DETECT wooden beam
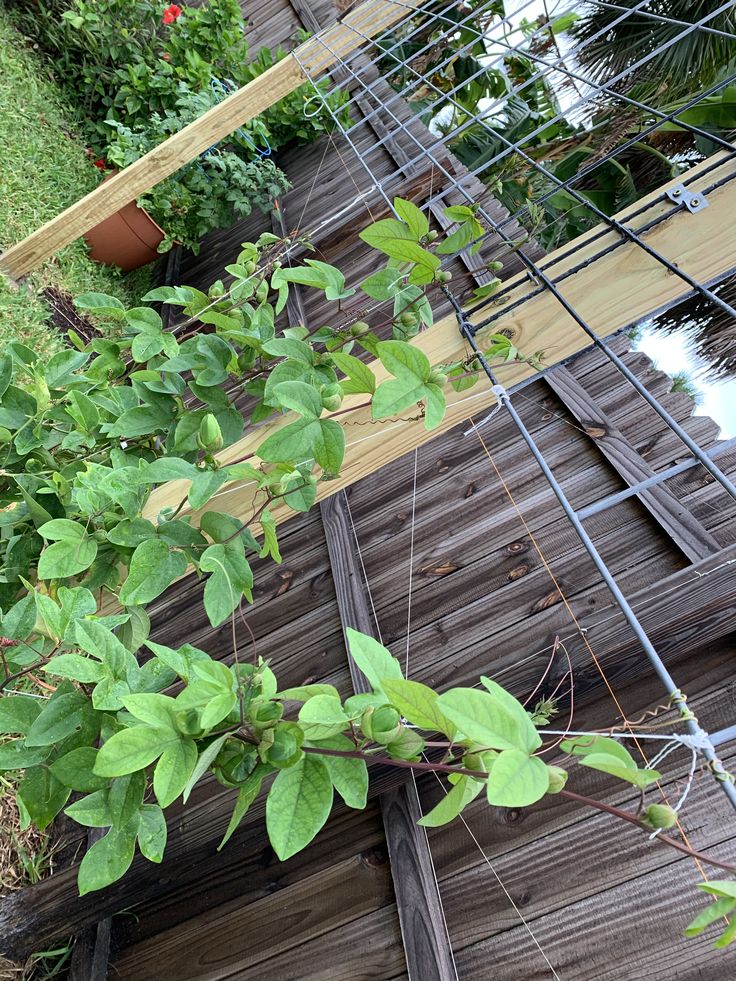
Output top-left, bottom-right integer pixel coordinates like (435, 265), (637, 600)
(545, 365), (720, 562)
(0, 0), (421, 279)
(1, 543), (733, 959)
(320, 493), (457, 981)
(142, 153), (736, 531)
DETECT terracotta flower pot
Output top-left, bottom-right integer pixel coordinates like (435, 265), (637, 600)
(84, 200), (167, 272)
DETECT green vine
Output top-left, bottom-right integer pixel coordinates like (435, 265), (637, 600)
(0, 199), (732, 946)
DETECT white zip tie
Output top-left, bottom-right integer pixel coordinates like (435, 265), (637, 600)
(463, 383), (509, 436)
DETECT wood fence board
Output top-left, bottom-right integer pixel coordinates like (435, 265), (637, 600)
(321, 492), (458, 981)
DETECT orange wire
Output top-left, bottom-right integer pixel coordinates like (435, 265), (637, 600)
(470, 418), (708, 882)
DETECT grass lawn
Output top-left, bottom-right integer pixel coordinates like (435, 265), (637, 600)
(0, 6), (153, 358)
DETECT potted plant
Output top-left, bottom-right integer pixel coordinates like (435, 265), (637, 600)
(85, 89), (290, 268)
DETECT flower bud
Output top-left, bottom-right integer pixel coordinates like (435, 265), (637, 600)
(400, 311), (418, 326)
(322, 394), (343, 412)
(426, 230), (439, 242)
(546, 765), (568, 794)
(196, 413), (223, 453)
(350, 321), (370, 337)
(428, 370), (448, 386)
(642, 803), (678, 830)
(487, 260), (504, 272)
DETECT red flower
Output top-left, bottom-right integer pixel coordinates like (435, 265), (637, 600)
(162, 3), (182, 24)
(93, 158), (107, 170)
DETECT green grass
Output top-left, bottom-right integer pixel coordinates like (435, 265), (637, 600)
(0, 7), (152, 356)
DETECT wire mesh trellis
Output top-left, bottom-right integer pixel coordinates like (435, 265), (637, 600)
(290, 0), (736, 812)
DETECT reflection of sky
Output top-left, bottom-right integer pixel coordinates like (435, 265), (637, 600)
(635, 326), (736, 438)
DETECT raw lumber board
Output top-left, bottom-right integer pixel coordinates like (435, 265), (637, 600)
(140, 154), (736, 533)
(0, 0), (421, 278)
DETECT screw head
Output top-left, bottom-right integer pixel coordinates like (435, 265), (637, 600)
(671, 187), (682, 196)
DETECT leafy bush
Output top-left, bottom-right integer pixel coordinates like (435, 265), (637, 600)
(10, 0), (349, 251)
(104, 89), (289, 253)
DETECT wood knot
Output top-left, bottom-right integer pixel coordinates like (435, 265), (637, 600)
(420, 562), (459, 578)
(585, 425), (607, 439)
(503, 808), (525, 825)
(507, 563), (529, 582)
(360, 846), (389, 870)
(274, 569), (294, 597)
(531, 590), (561, 613)
(506, 540), (528, 555)
(436, 457), (450, 473)
(464, 481), (476, 498)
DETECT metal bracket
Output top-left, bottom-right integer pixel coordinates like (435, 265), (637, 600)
(666, 183), (708, 214)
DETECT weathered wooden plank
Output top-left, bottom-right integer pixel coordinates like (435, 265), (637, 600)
(69, 827), (111, 981)
(452, 844), (736, 981)
(142, 154), (736, 532)
(112, 850), (395, 979)
(321, 492), (458, 981)
(440, 747), (736, 947)
(546, 365), (720, 561)
(0, 0), (421, 278)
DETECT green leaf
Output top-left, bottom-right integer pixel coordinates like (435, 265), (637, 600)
(346, 629), (403, 693)
(684, 897), (736, 937)
(218, 764), (270, 850)
(38, 536), (98, 580)
(95, 726), (179, 777)
(486, 749), (549, 807)
(699, 881), (736, 900)
(360, 268), (402, 300)
(17, 767), (71, 830)
(377, 341), (431, 382)
(271, 381), (322, 418)
(106, 518), (157, 548)
(257, 416), (344, 473)
(266, 755), (333, 860)
(298, 695), (350, 741)
(0, 740), (52, 769)
(418, 775), (484, 827)
(0, 695), (42, 735)
(109, 771), (146, 829)
(331, 352), (376, 396)
(478, 677), (542, 752)
(44, 653), (106, 684)
(394, 198), (429, 239)
(25, 692), (92, 747)
(182, 734), (229, 803)
(308, 734), (367, 809)
(38, 519), (86, 542)
(78, 827), (136, 896)
(559, 735), (636, 768)
(50, 747), (109, 792)
(200, 544), (254, 628)
(119, 540), (187, 606)
(137, 803), (167, 863)
(380, 679), (456, 738)
(277, 684), (340, 703)
(75, 292), (126, 320)
(436, 688), (541, 753)
(122, 693), (177, 730)
(154, 738), (198, 808)
(64, 789), (113, 828)
(577, 753), (661, 789)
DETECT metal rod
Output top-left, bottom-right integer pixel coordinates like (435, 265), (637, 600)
(447, 290), (736, 809)
(575, 438), (736, 520)
(712, 726), (736, 748)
